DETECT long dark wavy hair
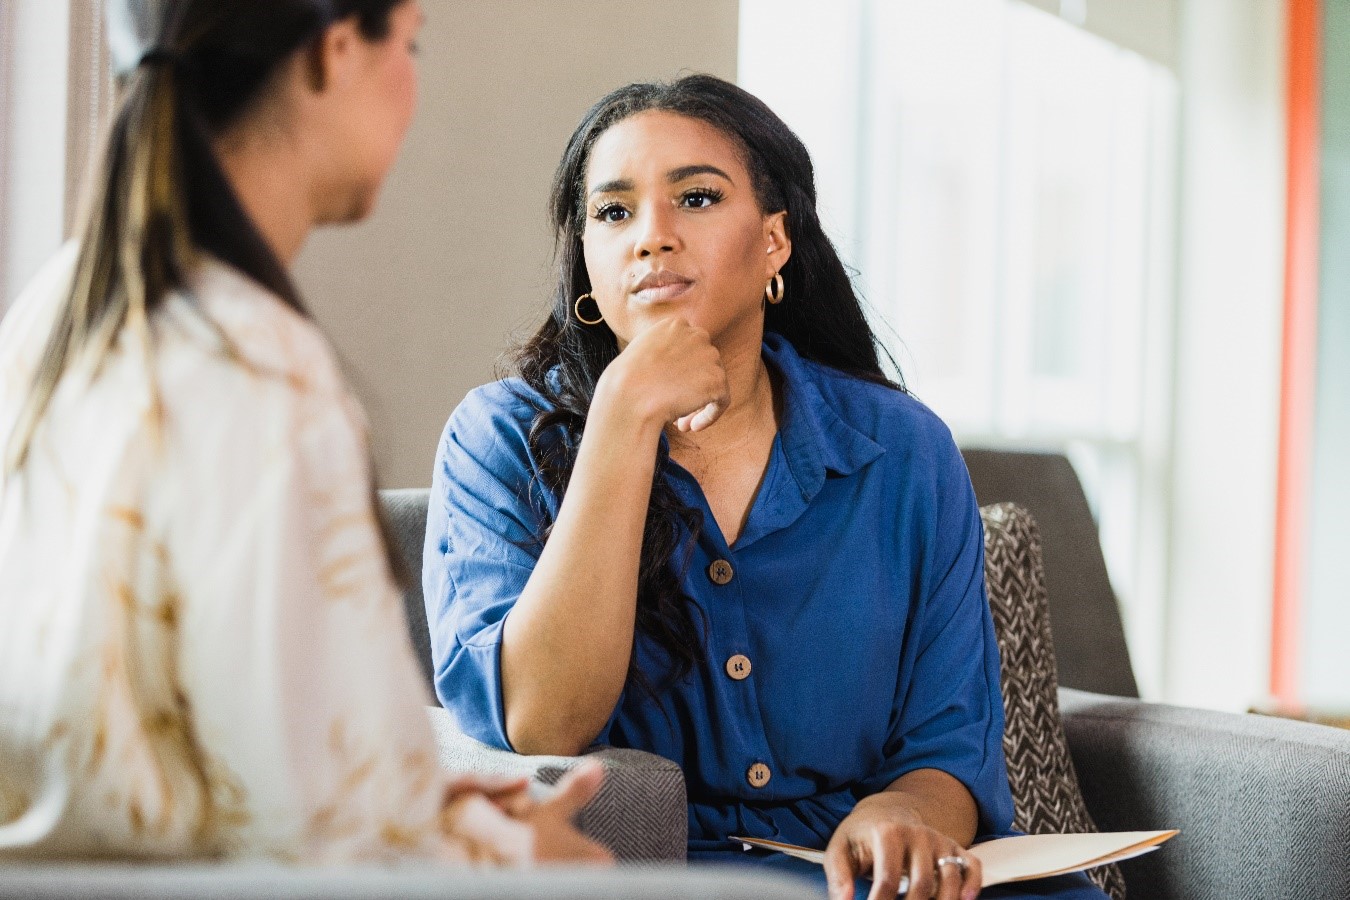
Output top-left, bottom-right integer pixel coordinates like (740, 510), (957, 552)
(514, 74), (904, 689)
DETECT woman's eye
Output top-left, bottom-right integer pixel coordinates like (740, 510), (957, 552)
(682, 189), (724, 209)
(593, 204), (629, 224)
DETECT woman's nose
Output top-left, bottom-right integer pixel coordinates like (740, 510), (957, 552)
(633, 205), (680, 258)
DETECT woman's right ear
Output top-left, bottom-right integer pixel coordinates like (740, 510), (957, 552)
(764, 211), (791, 278)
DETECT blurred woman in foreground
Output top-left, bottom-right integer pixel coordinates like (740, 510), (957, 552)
(0, 0), (607, 865)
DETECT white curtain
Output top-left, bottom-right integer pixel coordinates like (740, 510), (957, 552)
(0, 0), (111, 313)
(64, 0), (112, 236)
(0, 0), (15, 308)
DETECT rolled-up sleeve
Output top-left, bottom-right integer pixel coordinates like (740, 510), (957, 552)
(864, 435), (1015, 839)
(423, 385), (549, 751)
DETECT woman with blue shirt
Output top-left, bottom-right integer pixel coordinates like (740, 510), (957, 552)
(425, 75), (1107, 900)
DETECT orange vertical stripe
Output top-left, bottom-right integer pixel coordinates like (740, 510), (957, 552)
(1271, 0), (1321, 710)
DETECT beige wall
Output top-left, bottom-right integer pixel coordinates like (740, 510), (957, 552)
(294, 1), (739, 488)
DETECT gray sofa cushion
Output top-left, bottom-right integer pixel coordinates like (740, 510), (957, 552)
(1061, 687), (1350, 899)
(981, 503), (1125, 899)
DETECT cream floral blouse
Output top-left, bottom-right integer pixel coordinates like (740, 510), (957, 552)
(0, 249), (465, 863)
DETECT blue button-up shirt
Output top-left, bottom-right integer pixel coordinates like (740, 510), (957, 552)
(424, 333), (1016, 851)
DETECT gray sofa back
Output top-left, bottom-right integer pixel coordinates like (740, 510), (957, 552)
(961, 449), (1139, 698)
(382, 488), (438, 690)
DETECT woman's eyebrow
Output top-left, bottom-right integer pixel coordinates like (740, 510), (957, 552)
(589, 179), (633, 197)
(668, 164), (732, 184)
(588, 165), (734, 198)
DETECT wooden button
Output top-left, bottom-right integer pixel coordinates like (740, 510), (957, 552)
(708, 559), (734, 585)
(747, 762), (771, 789)
(726, 654), (752, 680)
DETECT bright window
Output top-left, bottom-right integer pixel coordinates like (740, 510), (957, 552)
(741, 0), (1179, 697)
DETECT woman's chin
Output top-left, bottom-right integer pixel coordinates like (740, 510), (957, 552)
(628, 304), (706, 334)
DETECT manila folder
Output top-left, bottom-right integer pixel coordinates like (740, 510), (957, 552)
(731, 830), (1178, 888)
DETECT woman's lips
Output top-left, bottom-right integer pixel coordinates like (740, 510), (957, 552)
(632, 271), (694, 304)
(634, 281), (694, 303)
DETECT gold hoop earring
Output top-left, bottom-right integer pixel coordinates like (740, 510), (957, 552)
(573, 292), (604, 325)
(765, 272), (785, 305)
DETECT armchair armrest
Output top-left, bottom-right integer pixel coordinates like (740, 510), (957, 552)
(1059, 688), (1350, 899)
(427, 708), (687, 862)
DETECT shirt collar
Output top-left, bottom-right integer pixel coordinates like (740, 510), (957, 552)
(762, 332), (886, 503)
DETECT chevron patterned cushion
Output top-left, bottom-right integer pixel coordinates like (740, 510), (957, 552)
(981, 503), (1126, 900)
